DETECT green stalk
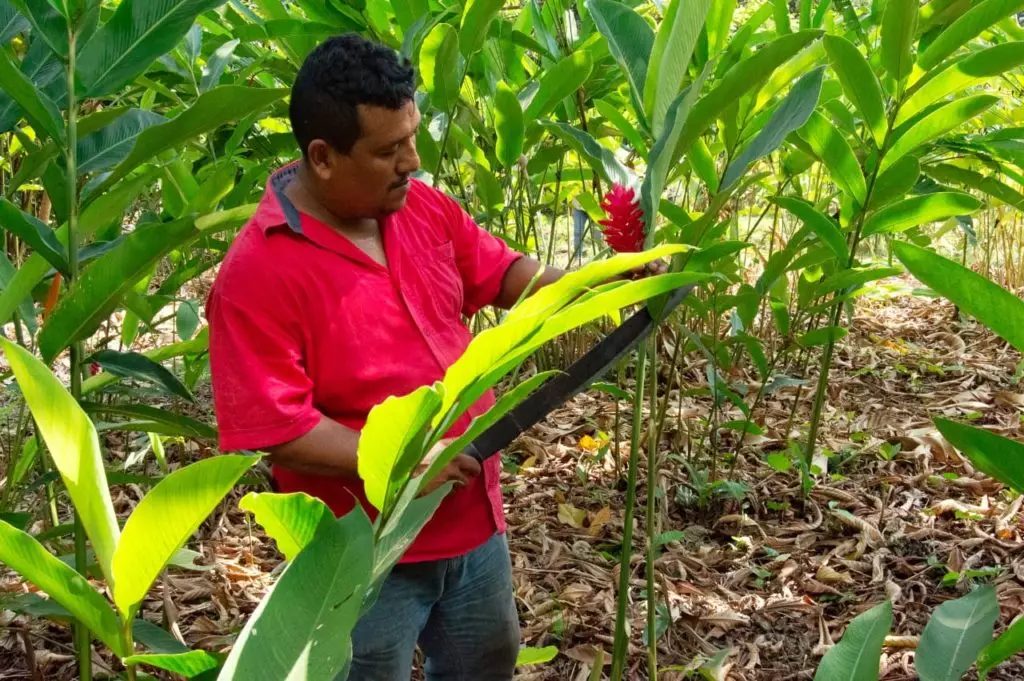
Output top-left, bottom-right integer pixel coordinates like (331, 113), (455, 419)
(644, 334), (659, 679)
(611, 343), (647, 680)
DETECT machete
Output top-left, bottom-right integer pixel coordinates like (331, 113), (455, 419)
(463, 284), (694, 463)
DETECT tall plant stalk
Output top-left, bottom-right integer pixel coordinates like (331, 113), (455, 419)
(611, 343), (647, 680)
(644, 333), (659, 678)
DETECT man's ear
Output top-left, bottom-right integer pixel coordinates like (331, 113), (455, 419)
(306, 139), (333, 180)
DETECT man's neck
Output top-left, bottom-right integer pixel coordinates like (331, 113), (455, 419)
(284, 162), (377, 236)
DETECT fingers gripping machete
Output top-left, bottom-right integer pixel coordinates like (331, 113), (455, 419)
(462, 284), (694, 463)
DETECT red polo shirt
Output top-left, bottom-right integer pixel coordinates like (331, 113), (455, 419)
(206, 163), (522, 562)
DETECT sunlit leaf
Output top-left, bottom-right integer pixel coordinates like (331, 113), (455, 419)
(916, 585), (999, 681)
(862, 192), (982, 237)
(813, 600), (892, 681)
(881, 95), (999, 173)
(238, 491), (335, 562)
(918, 0), (1024, 70)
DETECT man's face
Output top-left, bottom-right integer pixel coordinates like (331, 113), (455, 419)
(309, 99), (422, 218)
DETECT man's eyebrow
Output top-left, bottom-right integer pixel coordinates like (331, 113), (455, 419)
(380, 117), (422, 148)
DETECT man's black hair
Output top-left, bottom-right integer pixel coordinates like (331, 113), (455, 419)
(289, 33), (416, 156)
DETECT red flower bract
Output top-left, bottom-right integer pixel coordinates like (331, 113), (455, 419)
(598, 183), (645, 253)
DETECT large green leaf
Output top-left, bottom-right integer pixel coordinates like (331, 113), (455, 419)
(112, 455), (255, 616)
(0, 37), (65, 136)
(0, 44), (64, 145)
(86, 86), (288, 203)
(0, 520), (125, 656)
(76, 0), (227, 97)
(916, 586), (999, 681)
(81, 402), (217, 440)
(217, 508), (374, 681)
(420, 23), (461, 112)
(977, 615), (1024, 679)
(773, 196), (848, 262)
(674, 30), (823, 161)
(927, 162), (1024, 211)
(89, 349), (195, 402)
(893, 241), (1024, 352)
(587, 0), (653, 111)
(643, 0), (711, 137)
(0, 3), (30, 43)
(880, 95), (999, 173)
(358, 384), (442, 512)
(900, 42), (1024, 126)
(862, 192), (982, 237)
(822, 35), (886, 148)
(773, 0), (791, 35)
(935, 419), (1024, 492)
(813, 266), (902, 298)
(871, 155), (921, 208)
(77, 109), (166, 176)
(7, 0), (67, 58)
(707, 0), (737, 56)
(813, 600), (892, 681)
(459, 0), (503, 56)
(0, 198), (69, 275)
(124, 651), (221, 678)
(721, 66), (824, 190)
(524, 50), (594, 121)
(39, 216), (200, 363)
(238, 492), (335, 562)
(83, 329), (209, 396)
(493, 80), (524, 169)
(540, 121), (630, 186)
(919, 0), (1024, 70)
(0, 340), (120, 584)
(881, 0), (918, 80)
(796, 110), (867, 205)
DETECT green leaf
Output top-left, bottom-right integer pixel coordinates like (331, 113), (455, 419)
(881, 0), (919, 80)
(796, 110), (867, 205)
(83, 329), (209, 396)
(935, 419), (1024, 492)
(89, 349), (195, 402)
(919, 0), (1024, 71)
(721, 66), (824, 189)
(540, 121), (630, 186)
(977, 614), (1024, 679)
(199, 37), (239, 93)
(0, 3), (30, 43)
(916, 585), (999, 681)
(39, 217), (200, 363)
(707, 0), (737, 56)
(871, 155), (921, 208)
(813, 600), (892, 681)
(773, 0), (791, 35)
(7, 0), (67, 59)
(76, 109), (166, 176)
(595, 99), (648, 157)
(893, 241), (1024, 352)
(517, 646), (559, 665)
(493, 81), (524, 169)
(766, 453), (792, 472)
(0, 340), (120, 584)
(0, 45), (64, 145)
(420, 23), (461, 112)
(86, 86), (288, 203)
(76, 0), (227, 97)
(358, 384), (443, 512)
(238, 491), (335, 561)
(0, 198), (69, 275)
(926, 162), (1024, 212)
(773, 196), (849, 262)
(459, 0), (503, 56)
(124, 651), (221, 678)
(176, 300), (200, 341)
(0, 520), (125, 656)
(798, 326), (848, 347)
(643, 0), (712, 137)
(112, 455), (255, 616)
(524, 50), (594, 121)
(900, 42), (1024, 126)
(217, 508), (374, 681)
(863, 192), (982, 237)
(132, 618), (189, 654)
(587, 0), (653, 112)
(81, 402), (217, 440)
(674, 30), (823, 161)
(881, 95), (999, 173)
(814, 266), (901, 297)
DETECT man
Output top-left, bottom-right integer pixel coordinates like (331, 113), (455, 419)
(207, 33), (564, 680)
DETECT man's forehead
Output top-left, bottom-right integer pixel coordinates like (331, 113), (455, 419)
(356, 101), (420, 139)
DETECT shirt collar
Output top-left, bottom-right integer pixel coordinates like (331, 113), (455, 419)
(252, 160), (304, 234)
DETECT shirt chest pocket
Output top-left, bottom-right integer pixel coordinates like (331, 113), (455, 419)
(411, 240), (465, 322)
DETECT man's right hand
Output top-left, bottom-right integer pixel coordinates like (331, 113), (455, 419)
(415, 439), (482, 497)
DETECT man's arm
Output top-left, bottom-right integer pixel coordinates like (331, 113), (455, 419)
(492, 256), (565, 309)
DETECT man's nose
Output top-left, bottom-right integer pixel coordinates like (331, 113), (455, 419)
(397, 140), (420, 175)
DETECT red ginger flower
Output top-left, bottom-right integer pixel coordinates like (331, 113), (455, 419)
(599, 183), (645, 253)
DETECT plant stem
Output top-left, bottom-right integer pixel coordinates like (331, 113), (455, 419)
(611, 343), (647, 680)
(644, 334), (659, 679)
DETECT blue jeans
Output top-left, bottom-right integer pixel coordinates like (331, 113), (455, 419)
(339, 532), (521, 680)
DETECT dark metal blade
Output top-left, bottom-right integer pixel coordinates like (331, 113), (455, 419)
(464, 285), (694, 462)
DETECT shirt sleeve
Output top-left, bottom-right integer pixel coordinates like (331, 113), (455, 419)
(439, 192), (523, 316)
(206, 285), (322, 453)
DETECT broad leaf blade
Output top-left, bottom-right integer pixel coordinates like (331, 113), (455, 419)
(862, 192), (982, 237)
(0, 45), (64, 144)
(459, 0), (503, 56)
(935, 419), (1024, 492)
(0, 520), (125, 656)
(916, 586), (999, 681)
(81, 402), (217, 440)
(541, 121), (630, 186)
(124, 651), (221, 678)
(76, 109), (167, 176)
(587, 0), (653, 111)
(0, 340), (120, 584)
(238, 491), (335, 561)
(0, 199), (69, 275)
(524, 50), (594, 121)
(813, 600), (892, 681)
(919, 0), (1024, 71)
(823, 35), (886, 148)
(881, 0), (918, 80)
(881, 95), (999, 173)
(89, 349), (195, 402)
(112, 455), (255, 615)
(927, 162), (1024, 212)
(643, 0), (712, 137)
(493, 81), (524, 169)
(199, 37), (239, 93)
(420, 23), (461, 112)
(893, 241), (1024, 352)
(977, 615), (1024, 679)
(796, 110), (867, 205)
(773, 196), (849, 262)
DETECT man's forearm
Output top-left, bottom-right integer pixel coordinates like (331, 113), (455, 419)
(264, 415), (360, 478)
(494, 256), (565, 309)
